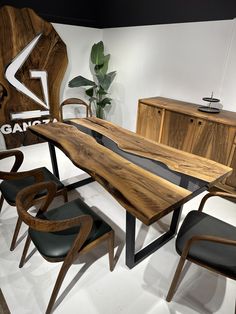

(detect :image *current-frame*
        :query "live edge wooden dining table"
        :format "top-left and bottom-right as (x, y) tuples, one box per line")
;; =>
(29, 117), (232, 269)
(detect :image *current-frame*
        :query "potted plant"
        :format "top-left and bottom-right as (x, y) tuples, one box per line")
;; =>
(68, 41), (116, 119)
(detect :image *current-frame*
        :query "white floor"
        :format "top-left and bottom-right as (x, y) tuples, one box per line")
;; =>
(0, 142), (235, 314)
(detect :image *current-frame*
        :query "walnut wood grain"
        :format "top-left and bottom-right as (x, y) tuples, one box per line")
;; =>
(70, 117), (232, 186)
(140, 97), (236, 126)
(0, 6), (68, 148)
(136, 103), (164, 142)
(29, 122), (195, 225)
(136, 97), (236, 193)
(161, 110), (235, 164)
(161, 110), (196, 152)
(225, 145), (236, 188)
(0, 148), (68, 251)
(30, 121), (231, 225)
(17, 180), (114, 313)
(166, 190), (236, 302)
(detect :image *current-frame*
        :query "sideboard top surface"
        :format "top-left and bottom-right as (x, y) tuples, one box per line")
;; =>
(139, 97), (236, 127)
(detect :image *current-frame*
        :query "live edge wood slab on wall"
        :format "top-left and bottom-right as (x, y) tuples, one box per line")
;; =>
(0, 5), (68, 149)
(136, 97), (236, 194)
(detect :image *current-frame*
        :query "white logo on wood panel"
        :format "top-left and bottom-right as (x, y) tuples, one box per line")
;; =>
(5, 33), (50, 120)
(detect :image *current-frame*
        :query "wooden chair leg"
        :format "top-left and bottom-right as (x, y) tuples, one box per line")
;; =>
(0, 194), (4, 213)
(108, 230), (114, 271)
(10, 217), (23, 251)
(166, 256), (187, 302)
(19, 234), (31, 268)
(62, 188), (68, 203)
(46, 260), (72, 314)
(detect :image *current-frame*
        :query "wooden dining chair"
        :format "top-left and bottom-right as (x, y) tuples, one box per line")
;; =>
(166, 191), (236, 302)
(16, 181), (114, 314)
(60, 98), (92, 121)
(0, 149), (68, 251)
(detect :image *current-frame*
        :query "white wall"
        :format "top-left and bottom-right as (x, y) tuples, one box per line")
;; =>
(219, 19), (236, 110)
(52, 19), (236, 132)
(52, 23), (102, 104)
(102, 19), (236, 130)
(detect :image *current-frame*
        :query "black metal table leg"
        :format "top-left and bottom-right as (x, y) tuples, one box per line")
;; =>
(125, 174), (208, 269)
(48, 142), (94, 189)
(125, 206), (183, 269)
(48, 142), (60, 179)
(169, 206), (182, 234)
(125, 212), (136, 268)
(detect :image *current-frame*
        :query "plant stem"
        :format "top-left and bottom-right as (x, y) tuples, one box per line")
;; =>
(96, 105), (103, 119)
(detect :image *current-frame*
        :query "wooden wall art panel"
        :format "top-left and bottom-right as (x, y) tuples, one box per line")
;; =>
(0, 5), (68, 149)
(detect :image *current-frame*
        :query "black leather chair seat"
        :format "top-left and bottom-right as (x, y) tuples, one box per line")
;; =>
(0, 167), (64, 204)
(29, 198), (112, 259)
(176, 210), (236, 278)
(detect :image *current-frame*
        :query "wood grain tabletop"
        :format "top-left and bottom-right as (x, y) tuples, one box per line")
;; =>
(29, 119), (232, 225)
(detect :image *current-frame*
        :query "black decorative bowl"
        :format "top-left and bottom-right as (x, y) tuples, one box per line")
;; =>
(198, 106), (220, 113)
(198, 96), (220, 113)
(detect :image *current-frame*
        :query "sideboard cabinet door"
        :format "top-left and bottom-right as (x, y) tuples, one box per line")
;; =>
(161, 110), (195, 152)
(225, 155), (236, 188)
(191, 119), (235, 164)
(136, 102), (163, 142)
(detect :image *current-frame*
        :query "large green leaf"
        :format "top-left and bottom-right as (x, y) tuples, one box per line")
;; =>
(68, 41), (116, 119)
(85, 87), (94, 97)
(96, 74), (105, 90)
(94, 54), (110, 75)
(68, 76), (95, 88)
(97, 87), (107, 96)
(90, 41), (104, 66)
(97, 71), (116, 91)
(94, 63), (104, 74)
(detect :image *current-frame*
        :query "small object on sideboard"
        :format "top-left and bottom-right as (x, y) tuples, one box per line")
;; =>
(198, 92), (221, 113)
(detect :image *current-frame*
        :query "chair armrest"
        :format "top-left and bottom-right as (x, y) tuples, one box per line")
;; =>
(0, 167), (45, 181)
(22, 212), (93, 233)
(0, 150), (24, 172)
(60, 97), (92, 121)
(198, 191), (236, 212)
(65, 214), (93, 262)
(181, 234), (236, 260)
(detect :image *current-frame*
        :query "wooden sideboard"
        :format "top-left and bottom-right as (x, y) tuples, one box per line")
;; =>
(136, 96), (236, 193)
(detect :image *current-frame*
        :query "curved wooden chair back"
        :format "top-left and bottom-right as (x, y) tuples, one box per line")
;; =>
(0, 149), (67, 251)
(60, 98), (92, 121)
(16, 181), (114, 314)
(166, 191), (236, 303)
(16, 181), (93, 243)
(0, 149), (24, 174)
